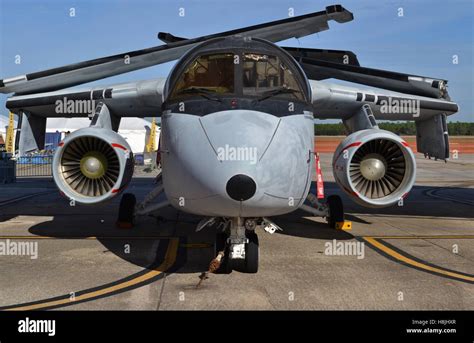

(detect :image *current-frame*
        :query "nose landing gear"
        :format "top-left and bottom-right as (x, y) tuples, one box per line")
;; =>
(231, 231), (259, 273)
(213, 217), (260, 274)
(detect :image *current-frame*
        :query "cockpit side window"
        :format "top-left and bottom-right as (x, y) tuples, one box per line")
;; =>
(242, 53), (304, 100)
(169, 53), (235, 100)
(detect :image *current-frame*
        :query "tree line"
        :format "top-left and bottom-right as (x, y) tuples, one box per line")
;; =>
(314, 122), (474, 136)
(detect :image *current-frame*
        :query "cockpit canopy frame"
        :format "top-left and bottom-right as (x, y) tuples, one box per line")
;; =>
(163, 36), (312, 116)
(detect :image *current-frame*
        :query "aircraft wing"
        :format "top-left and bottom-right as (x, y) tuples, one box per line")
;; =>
(310, 79), (459, 160)
(289, 47), (450, 100)
(5, 78), (166, 118)
(310, 80), (458, 121)
(0, 4), (352, 95)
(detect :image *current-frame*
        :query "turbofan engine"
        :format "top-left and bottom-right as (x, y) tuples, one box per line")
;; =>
(52, 128), (134, 204)
(332, 129), (416, 208)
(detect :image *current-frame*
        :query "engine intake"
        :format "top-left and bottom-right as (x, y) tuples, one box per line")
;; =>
(53, 128), (134, 204)
(332, 129), (416, 208)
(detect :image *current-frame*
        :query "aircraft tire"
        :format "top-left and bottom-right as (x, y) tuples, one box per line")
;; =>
(117, 193), (136, 228)
(327, 195), (344, 228)
(245, 231), (259, 273)
(228, 231), (259, 273)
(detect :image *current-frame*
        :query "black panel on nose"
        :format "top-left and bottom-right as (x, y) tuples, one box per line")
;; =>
(226, 174), (256, 201)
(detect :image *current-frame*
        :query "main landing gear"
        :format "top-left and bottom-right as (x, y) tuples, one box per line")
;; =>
(116, 170), (169, 228)
(117, 193), (136, 229)
(326, 195), (344, 229)
(299, 193), (346, 229)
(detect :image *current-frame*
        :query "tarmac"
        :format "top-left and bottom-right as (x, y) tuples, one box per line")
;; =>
(0, 153), (472, 310)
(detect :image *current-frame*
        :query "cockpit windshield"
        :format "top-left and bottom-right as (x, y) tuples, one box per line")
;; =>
(169, 51), (305, 102)
(170, 53), (235, 99)
(242, 53), (303, 100)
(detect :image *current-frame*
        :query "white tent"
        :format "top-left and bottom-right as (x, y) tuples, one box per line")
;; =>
(0, 115), (158, 154)
(46, 117), (158, 154)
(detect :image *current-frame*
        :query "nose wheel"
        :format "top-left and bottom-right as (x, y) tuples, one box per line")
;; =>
(214, 218), (260, 274)
(244, 231), (259, 273)
(228, 231), (259, 273)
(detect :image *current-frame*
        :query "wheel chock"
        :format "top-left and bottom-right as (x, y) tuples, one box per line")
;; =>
(335, 221), (352, 231)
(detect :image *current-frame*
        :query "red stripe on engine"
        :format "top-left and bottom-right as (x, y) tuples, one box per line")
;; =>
(111, 143), (127, 150)
(342, 142), (362, 151)
(343, 185), (358, 197)
(334, 141), (362, 161)
(58, 142), (64, 147)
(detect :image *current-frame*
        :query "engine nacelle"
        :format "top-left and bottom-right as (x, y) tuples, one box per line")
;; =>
(332, 129), (416, 208)
(53, 128), (134, 204)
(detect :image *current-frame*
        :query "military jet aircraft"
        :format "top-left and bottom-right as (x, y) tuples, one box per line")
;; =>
(1, 5), (458, 273)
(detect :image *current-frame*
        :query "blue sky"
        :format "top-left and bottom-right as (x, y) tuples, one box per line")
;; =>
(0, 0), (473, 121)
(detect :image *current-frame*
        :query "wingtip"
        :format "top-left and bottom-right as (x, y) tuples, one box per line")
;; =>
(157, 32), (187, 44)
(326, 4), (354, 23)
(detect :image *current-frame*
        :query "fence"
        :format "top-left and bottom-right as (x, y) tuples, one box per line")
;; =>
(15, 155), (53, 177)
(13, 154), (158, 178)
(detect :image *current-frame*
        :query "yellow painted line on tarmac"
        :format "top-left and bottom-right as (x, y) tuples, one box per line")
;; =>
(3, 238), (179, 311)
(364, 235), (474, 240)
(363, 237), (474, 283)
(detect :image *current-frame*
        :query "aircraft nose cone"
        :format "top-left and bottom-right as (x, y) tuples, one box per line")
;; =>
(226, 174), (257, 201)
